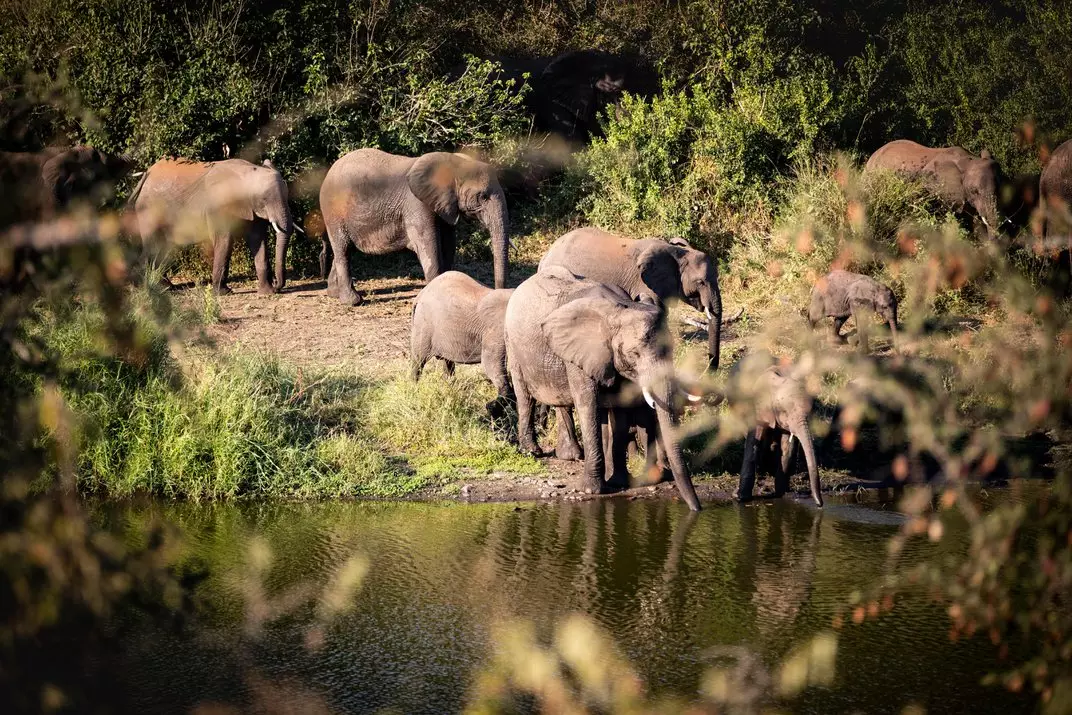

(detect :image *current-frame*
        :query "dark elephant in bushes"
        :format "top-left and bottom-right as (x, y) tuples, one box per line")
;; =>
(504, 266), (702, 509)
(808, 270), (898, 352)
(865, 139), (1001, 239)
(539, 227), (724, 370)
(1040, 138), (1072, 241)
(319, 149), (510, 306)
(410, 270), (513, 401)
(0, 145), (131, 229)
(130, 158), (293, 294)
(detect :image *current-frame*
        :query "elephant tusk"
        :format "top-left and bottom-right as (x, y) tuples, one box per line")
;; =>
(705, 307), (713, 321)
(131, 171), (144, 178)
(683, 316), (709, 330)
(643, 387), (656, 410)
(981, 216), (991, 228)
(685, 392), (703, 403)
(293, 224), (306, 235)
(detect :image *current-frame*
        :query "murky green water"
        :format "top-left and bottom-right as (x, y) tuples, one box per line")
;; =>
(98, 490), (1037, 714)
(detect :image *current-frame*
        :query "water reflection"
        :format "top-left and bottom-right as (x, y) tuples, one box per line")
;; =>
(99, 495), (1032, 714)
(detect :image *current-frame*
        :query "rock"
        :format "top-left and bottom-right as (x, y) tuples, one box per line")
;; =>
(461, 484), (472, 499)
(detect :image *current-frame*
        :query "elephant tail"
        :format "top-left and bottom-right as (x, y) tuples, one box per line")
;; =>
(125, 168), (150, 211)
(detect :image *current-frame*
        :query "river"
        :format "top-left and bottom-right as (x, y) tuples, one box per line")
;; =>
(96, 489), (1037, 713)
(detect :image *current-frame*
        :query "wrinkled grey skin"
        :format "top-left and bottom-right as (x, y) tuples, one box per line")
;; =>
(865, 139), (1001, 239)
(0, 146), (131, 229)
(1040, 138), (1072, 241)
(735, 365), (823, 507)
(808, 270), (898, 352)
(504, 266), (701, 510)
(320, 149), (510, 306)
(539, 227), (723, 370)
(130, 158), (293, 294)
(410, 271), (513, 400)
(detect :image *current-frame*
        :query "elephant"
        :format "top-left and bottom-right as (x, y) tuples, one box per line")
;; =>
(410, 271), (513, 401)
(129, 157), (293, 294)
(865, 139), (1002, 240)
(600, 402), (670, 485)
(472, 49), (659, 143)
(538, 227), (724, 370)
(808, 270), (898, 352)
(1040, 139), (1072, 240)
(319, 149), (509, 306)
(734, 364), (823, 507)
(504, 265), (702, 510)
(0, 145), (131, 229)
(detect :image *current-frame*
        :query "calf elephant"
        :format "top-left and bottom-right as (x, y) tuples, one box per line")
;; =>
(0, 146), (131, 229)
(734, 364), (823, 507)
(539, 227), (724, 370)
(319, 149), (510, 306)
(130, 158), (293, 294)
(865, 140), (1001, 240)
(808, 270), (898, 352)
(410, 271), (512, 400)
(504, 266), (702, 510)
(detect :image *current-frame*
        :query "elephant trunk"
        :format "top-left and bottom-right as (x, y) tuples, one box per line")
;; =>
(653, 398), (701, 511)
(793, 419), (823, 507)
(977, 197), (1000, 240)
(485, 194), (510, 289)
(274, 226), (289, 289)
(703, 282), (722, 371)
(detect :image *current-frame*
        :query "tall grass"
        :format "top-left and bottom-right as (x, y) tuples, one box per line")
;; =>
(26, 300), (539, 500)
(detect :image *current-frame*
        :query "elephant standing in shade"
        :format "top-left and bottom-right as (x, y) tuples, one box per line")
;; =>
(809, 270), (898, 352)
(319, 149), (510, 306)
(865, 140), (1001, 239)
(0, 146), (131, 229)
(504, 266), (702, 510)
(734, 364), (823, 507)
(410, 271), (513, 401)
(539, 227), (724, 370)
(129, 158), (293, 294)
(1040, 139), (1072, 240)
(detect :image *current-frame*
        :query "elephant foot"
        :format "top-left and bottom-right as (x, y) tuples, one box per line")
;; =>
(257, 283), (277, 295)
(520, 441), (544, 458)
(581, 477), (605, 495)
(340, 291), (364, 307)
(606, 470), (631, 491)
(554, 440), (584, 461)
(214, 284), (233, 296)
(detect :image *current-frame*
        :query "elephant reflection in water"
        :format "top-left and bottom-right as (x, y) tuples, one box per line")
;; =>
(737, 504), (823, 638)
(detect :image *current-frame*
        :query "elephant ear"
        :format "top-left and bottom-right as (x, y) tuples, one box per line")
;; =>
(666, 236), (690, 248)
(407, 153), (460, 225)
(40, 150), (75, 206)
(635, 241), (683, 301)
(541, 296), (616, 384)
(923, 159), (966, 209)
(204, 167), (254, 221)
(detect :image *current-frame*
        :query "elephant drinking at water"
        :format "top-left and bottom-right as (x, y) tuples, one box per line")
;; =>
(504, 266), (702, 510)
(319, 149), (510, 306)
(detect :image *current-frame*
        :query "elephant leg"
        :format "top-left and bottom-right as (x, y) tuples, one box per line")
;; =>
(443, 359), (456, 378)
(572, 395), (605, 495)
(831, 317), (847, 343)
(439, 222), (457, 273)
(851, 306), (870, 353)
(319, 238), (330, 280)
(774, 432), (794, 497)
(554, 407), (584, 461)
(408, 216), (443, 283)
(211, 232), (234, 295)
(247, 222), (276, 295)
(736, 425), (763, 502)
(512, 370), (541, 456)
(481, 342), (511, 400)
(330, 234), (362, 306)
(605, 408), (632, 490)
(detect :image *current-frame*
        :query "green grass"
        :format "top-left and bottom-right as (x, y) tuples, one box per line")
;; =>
(25, 300), (540, 500)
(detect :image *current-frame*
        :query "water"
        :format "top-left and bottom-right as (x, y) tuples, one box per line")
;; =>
(97, 491), (1037, 714)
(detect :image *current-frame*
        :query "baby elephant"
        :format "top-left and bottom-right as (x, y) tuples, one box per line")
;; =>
(410, 271), (513, 399)
(809, 270), (898, 352)
(736, 365), (823, 507)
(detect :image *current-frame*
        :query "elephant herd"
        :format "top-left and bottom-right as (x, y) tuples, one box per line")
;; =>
(5, 132), (1072, 512)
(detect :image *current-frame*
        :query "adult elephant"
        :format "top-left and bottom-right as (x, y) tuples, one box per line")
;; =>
(539, 227), (724, 370)
(319, 149), (509, 306)
(130, 158), (293, 294)
(0, 146), (131, 229)
(865, 140), (1001, 239)
(1040, 138), (1072, 239)
(504, 266), (702, 510)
